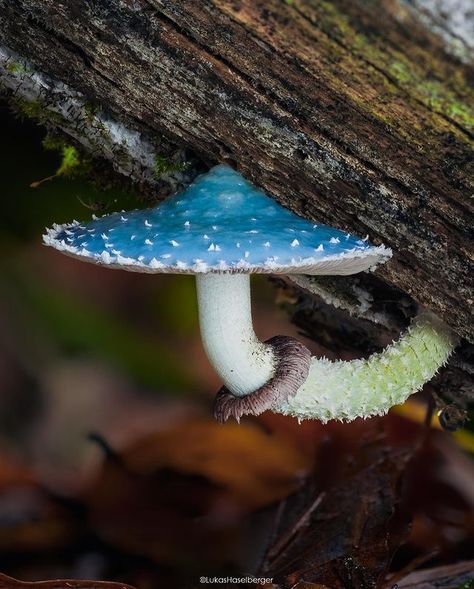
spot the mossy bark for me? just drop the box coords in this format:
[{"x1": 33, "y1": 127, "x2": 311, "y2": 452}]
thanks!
[{"x1": 0, "y1": 0, "x2": 472, "y2": 403}]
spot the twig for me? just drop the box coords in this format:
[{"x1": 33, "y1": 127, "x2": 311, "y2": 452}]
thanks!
[{"x1": 266, "y1": 492, "x2": 326, "y2": 565}]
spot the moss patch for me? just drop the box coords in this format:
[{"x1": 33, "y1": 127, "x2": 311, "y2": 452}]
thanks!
[
  {"x1": 11, "y1": 96, "x2": 65, "y2": 126},
  {"x1": 5, "y1": 61, "x2": 30, "y2": 75},
  {"x1": 42, "y1": 135, "x2": 91, "y2": 179},
  {"x1": 299, "y1": 0, "x2": 474, "y2": 136},
  {"x1": 154, "y1": 153, "x2": 188, "y2": 176}
]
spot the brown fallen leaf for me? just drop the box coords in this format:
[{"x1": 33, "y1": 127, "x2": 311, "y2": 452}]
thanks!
[
  {"x1": 0, "y1": 573, "x2": 136, "y2": 589},
  {"x1": 387, "y1": 560, "x2": 474, "y2": 588},
  {"x1": 0, "y1": 453, "x2": 78, "y2": 552},
  {"x1": 259, "y1": 418, "x2": 414, "y2": 589},
  {"x1": 119, "y1": 418, "x2": 311, "y2": 508},
  {"x1": 84, "y1": 417, "x2": 311, "y2": 567}
]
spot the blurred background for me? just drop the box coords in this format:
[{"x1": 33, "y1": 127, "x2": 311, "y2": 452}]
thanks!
[{"x1": 0, "y1": 100, "x2": 472, "y2": 588}]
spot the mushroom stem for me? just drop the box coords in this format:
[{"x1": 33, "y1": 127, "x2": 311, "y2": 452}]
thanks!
[
  {"x1": 275, "y1": 311, "x2": 457, "y2": 422},
  {"x1": 195, "y1": 273, "x2": 276, "y2": 396},
  {"x1": 197, "y1": 275, "x2": 457, "y2": 423}
]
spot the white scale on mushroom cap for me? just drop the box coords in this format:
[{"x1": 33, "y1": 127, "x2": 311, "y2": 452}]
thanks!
[{"x1": 43, "y1": 165, "x2": 457, "y2": 422}]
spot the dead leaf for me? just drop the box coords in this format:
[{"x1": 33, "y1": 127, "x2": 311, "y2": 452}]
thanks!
[
  {"x1": 100, "y1": 418, "x2": 311, "y2": 509},
  {"x1": 260, "y1": 419, "x2": 414, "y2": 588},
  {"x1": 84, "y1": 417, "x2": 311, "y2": 567},
  {"x1": 0, "y1": 454, "x2": 77, "y2": 552},
  {"x1": 387, "y1": 560, "x2": 474, "y2": 588}
]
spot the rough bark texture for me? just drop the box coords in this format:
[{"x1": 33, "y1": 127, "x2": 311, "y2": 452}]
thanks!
[{"x1": 0, "y1": 0, "x2": 473, "y2": 397}]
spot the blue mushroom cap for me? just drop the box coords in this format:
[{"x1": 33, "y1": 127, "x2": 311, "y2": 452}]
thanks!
[{"x1": 43, "y1": 165, "x2": 391, "y2": 274}]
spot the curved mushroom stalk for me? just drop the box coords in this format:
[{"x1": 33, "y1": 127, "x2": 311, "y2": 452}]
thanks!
[
  {"x1": 196, "y1": 273, "x2": 458, "y2": 423},
  {"x1": 196, "y1": 273, "x2": 276, "y2": 396},
  {"x1": 276, "y1": 312, "x2": 457, "y2": 422},
  {"x1": 196, "y1": 273, "x2": 312, "y2": 421}
]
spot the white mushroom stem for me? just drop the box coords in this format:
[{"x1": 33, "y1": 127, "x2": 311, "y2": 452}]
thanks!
[
  {"x1": 196, "y1": 273, "x2": 275, "y2": 396},
  {"x1": 196, "y1": 273, "x2": 458, "y2": 421}
]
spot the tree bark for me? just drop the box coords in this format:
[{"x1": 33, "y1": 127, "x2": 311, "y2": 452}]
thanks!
[{"x1": 0, "y1": 0, "x2": 472, "y2": 401}]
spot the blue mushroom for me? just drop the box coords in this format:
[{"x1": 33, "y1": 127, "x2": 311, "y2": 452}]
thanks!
[{"x1": 43, "y1": 165, "x2": 456, "y2": 423}]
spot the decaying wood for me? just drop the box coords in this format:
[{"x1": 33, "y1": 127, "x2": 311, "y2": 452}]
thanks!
[{"x1": 0, "y1": 0, "x2": 472, "y2": 396}]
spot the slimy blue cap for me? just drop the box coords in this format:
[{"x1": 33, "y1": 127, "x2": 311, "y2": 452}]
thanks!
[{"x1": 44, "y1": 165, "x2": 391, "y2": 274}]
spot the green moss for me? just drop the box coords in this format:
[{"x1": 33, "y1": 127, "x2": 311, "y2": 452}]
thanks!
[
  {"x1": 388, "y1": 60, "x2": 412, "y2": 85},
  {"x1": 56, "y1": 145, "x2": 81, "y2": 177},
  {"x1": 318, "y1": 0, "x2": 362, "y2": 41},
  {"x1": 84, "y1": 103, "x2": 99, "y2": 117},
  {"x1": 11, "y1": 97, "x2": 65, "y2": 127},
  {"x1": 154, "y1": 154, "x2": 188, "y2": 176},
  {"x1": 448, "y1": 101, "x2": 473, "y2": 122},
  {"x1": 12, "y1": 97, "x2": 45, "y2": 121},
  {"x1": 387, "y1": 62, "x2": 474, "y2": 129},
  {"x1": 84, "y1": 102, "x2": 100, "y2": 123},
  {"x1": 5, "y1": 61, "x2": 29, "y2": 75},
  {"x1": 324, "y1": 5, "x2": 474, "y2": 130},
  {"x1": 310, "y1": 2, "x2": 473, "y2": 133},
  {"x1": 42, "y1": 135, "x2": 91, "y2": 179}
]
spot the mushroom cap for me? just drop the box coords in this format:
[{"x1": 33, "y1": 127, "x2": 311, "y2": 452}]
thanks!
[{"x1": 43, "y1": 165, "x2": 391, "y2": 275}]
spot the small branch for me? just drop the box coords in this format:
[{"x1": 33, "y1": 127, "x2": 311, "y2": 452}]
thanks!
[
  {"x1": 0, "y1": 46, "x2": 197, "y2": 198},
  {"x1": 265, "y1": 492, "x2": 325, "y2": 568}
]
